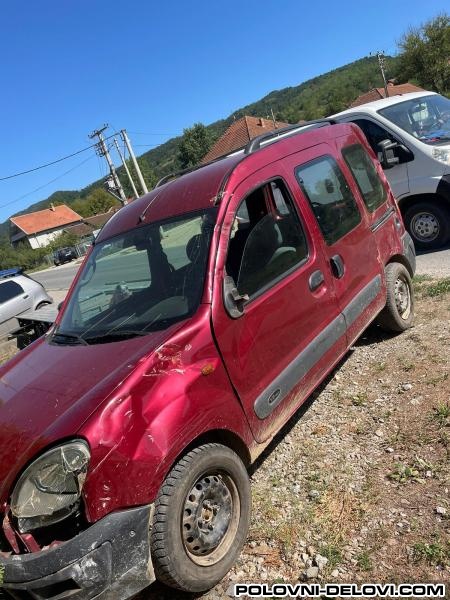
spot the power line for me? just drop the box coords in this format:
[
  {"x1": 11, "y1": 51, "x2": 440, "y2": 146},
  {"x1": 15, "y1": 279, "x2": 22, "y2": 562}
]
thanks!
[
  {"x1": 127, "y1": 131, "x2": 179, "y2": 136},
  {"x1": 0, "y1": 154, "x2": 96, "y2": 210},
  {"x1": 0, "y1": 134, "x2": 115, "y2": 182}
]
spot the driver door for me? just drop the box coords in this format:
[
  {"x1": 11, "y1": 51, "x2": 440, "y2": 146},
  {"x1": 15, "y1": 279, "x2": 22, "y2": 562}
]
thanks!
[{"x1": 212, "y1": 167, "x2": 345, "y2": 443}]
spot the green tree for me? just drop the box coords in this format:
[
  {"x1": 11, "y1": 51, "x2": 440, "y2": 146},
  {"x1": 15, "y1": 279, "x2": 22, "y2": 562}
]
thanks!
[
  {"x1": 398, "y1": 13, "x2": 450, "y2": 94},
  {"x1": 72, "y1": 189, "x2": 120, "y2": 217},
  {"x1": 178, "y1": 123, "x2": 212, "y2": 169}
]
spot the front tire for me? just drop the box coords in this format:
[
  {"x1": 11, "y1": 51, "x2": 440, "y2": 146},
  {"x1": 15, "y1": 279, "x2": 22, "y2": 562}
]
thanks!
[
  {"x1": 377, "y1": 262, "x2": 414, "y2": 332},
  {"x1": 403, "y1": 201, "x2": 450, "y2": 250},
  {"x1": 151, "y1": 443, "x2": 251, "y2": 593}
]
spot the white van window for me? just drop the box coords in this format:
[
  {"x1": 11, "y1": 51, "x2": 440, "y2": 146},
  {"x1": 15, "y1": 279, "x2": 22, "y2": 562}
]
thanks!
[
  {"x1": 342, "y1": 144, "x2": 387, "y2": 213},
  {"x1": 379, "y1": 94, "x2": 450, "y2": 144}
]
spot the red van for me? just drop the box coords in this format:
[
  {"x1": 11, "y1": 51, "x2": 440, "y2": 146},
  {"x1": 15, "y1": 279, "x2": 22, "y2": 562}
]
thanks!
[{"x1": 0, "y1": 121, "x2": 415, "y2": 599}]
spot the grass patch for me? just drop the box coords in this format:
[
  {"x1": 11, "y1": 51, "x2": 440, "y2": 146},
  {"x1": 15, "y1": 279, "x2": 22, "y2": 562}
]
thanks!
[
  {"x1": 413, "y1": 274, "x2": 432, "y2": 284},
  {"x1": 388, "y1": 457, "x2": 433, "y2": 484},
  {"x1": 421, "y1": 278, "x2": 450, "y2": 298},
  {"x1": 319, "y1": 544, "x2": 342, "y2": 569},
  {"x1": 432, "y1": 402, "x2": 450, "y2": 427},
  {"x1": 356, "y1": 551, "x2": 373, "y2": 571},
  {"x1": 352, "y1": 392, "x2": 368, "y2": 406},
  {"x1": 412, "y1": 541, "x2": 450, "y2": 566}
]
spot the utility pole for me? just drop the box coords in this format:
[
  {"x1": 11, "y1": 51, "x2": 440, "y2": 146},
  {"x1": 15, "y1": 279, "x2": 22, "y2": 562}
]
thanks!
[
  {"x1": 89, "y1": 125, "x2": 127, "y2": 205},
  {"x1": 121, "y1": 129, "x2": 148, "y2": 195},
  {"x1": 113, "y1": 138, "x2": 139, "y2": 199},
  {"x1": 376, "y1": 51, "x2": 389, "y2": 98}
]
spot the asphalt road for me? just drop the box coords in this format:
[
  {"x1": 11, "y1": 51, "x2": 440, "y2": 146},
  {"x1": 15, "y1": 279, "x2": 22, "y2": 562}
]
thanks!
[
  {"x1": 32, "y1": 260, "x2": 82, "y2": 291},
  {"x1": 415, "y1": 243, "x2": 450, "y2": 278}
]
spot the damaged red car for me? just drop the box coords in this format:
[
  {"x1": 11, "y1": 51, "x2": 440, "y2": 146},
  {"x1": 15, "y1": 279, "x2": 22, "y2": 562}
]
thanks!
[{"x1": 0, "y1": 121, "x2": 416, "y2": 599}]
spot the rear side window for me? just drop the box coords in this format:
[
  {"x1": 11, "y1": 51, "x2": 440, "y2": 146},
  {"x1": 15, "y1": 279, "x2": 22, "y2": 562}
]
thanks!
[
  {"x1": 226, "y1": 179, "x2": 308, "y2": 298},
  {"x1": 0, "y1": 281, "x2": 24, "y2": 303},
  {"x1": 342, "y1": 144, "x2": 387, "y2": 213},
  {"x1": 295, "y1": 157, "x2": 361, "y2": 245}
]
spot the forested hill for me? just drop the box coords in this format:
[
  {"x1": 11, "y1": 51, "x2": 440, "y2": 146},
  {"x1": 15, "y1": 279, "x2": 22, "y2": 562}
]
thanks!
[{"x1": 2, "y1": 55, "x2": 401, "y2": 236}]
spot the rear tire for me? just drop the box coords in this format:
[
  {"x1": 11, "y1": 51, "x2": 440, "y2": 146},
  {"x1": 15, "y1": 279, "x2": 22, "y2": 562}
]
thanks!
[
  {"x1": 403, "y1": 201, "x2": 450, "y2": 250},
  {"x1": 151, "y1": 443, "x2": 251, "y2": 593},
  {"x1": 377, "y1": 262, "x2": 414, "y2": 332}
]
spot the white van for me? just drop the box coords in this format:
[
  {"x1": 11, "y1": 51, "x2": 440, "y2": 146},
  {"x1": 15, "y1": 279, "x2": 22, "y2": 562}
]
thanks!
[{"x1": 332, "y1": 91, "x2": 450, "y2": 249}]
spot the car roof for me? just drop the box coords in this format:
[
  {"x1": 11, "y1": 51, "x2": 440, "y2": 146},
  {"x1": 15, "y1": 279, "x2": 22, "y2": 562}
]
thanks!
[
  {"x1": 331, "y1": 91, "x2": 437, "y2": 118},
  {"x1": 97, "y1": 154, "x2": 243, "y2": 242},
  {"x1": 96, "y1": 121, "x2": 362, "y2": 243}
]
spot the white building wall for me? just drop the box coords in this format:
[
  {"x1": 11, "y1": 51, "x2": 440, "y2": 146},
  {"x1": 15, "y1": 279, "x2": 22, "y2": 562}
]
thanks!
[{"x1": 28, "y1": 228, "x2": 68, "y2": 250}]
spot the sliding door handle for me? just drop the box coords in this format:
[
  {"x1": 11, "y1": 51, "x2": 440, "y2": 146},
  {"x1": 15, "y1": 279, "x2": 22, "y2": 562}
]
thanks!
[{"x1": 330, "y1": 255, "x2": 345, "y2": 279}]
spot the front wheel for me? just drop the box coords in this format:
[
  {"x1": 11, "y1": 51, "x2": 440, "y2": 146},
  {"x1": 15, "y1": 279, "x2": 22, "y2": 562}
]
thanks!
[
  {"x1": 377, "y1": 262, "x2": 414, "y2": 332},
  {"x1": 151, "y1": 443, "x2": 251, "y2": 593},
  {"x1": 403, "y1": 201, "x2": 450, "y2": 250}
]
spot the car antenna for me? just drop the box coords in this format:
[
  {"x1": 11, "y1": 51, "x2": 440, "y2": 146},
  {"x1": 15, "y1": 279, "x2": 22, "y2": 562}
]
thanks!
[{"x1": 138, "y1": 189, "x2": 165, "y2": 223}]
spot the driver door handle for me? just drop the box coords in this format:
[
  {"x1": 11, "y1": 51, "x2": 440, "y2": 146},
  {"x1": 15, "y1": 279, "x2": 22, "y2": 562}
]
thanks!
[{"x1": 309, "y1": 270, "x2": 325, "y2": 292}]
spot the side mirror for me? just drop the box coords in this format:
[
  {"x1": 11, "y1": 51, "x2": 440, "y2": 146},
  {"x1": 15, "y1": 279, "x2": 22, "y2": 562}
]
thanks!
[
  {"x1": 223, "y1": 275, "x2": 249, "y2": 319},
  {"x1": 377, "y1": 139, "x2": 400, "y2": 169}
]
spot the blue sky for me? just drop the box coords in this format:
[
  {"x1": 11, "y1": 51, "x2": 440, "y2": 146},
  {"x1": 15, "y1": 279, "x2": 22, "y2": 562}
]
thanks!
[{"x1": 0, "y1": 0, "x2": 448, "y2": 223}]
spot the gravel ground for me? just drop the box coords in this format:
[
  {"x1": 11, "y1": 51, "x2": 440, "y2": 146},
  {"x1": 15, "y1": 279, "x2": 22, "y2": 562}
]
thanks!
[
  {"x1": 137, "y1": 279, "x2": 450, "y2": 599},
  {"x1": 1, "y1": 279, "x2": 449, "y2": 600}
]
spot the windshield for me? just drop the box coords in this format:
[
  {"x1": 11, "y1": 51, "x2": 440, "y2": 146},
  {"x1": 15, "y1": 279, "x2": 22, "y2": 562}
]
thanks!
[
  {"x1": 55, "y1": 209, "x2": 217, "y2": 344},
  {"x1": 378, "y1": 94, "x2": 450, "y2": 145}
]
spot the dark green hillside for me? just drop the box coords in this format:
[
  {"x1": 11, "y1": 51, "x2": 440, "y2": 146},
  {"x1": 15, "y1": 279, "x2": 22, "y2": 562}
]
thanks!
[{"x1": 2, "y1": 55, "x2": 400, "y2": 237}]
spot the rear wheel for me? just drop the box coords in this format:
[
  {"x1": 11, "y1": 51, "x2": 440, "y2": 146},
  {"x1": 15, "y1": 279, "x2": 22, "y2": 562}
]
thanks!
[
  {"x1": 377, "y1": 262, "x2": 414, "y2": 332},
  {"x1": 403, "y1": 201, "x2": 450, "y2": 250},
  {"x1": 151, "y1": 443, "x2": 251, "y2": 592}
]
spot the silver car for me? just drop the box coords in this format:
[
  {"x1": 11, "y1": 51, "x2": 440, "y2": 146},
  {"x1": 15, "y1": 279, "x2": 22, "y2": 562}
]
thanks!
[{"x1": 0, "y1": 269, "x2": 53, "y2": 324}]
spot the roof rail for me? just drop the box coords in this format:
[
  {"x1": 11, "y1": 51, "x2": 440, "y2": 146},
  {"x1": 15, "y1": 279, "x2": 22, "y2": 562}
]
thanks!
[
  {"x1": 244, "y1": 118, "x2": 336, "y2": 154},
  {"x1": 153, "y1": 118, "x2": 337, "y2": 190}
]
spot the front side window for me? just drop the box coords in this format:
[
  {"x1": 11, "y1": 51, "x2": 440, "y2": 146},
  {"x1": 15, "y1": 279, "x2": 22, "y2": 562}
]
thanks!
[
  {"x1": 295, "y1": 156, "x2": 361, "y2": 245},
  {"x1": 342, "y1": 144, "x2": 387, "y2": 212},
  {"x1": 55, "y1": 209, "x2": 216, "y2": 344},
  {"x1": 379, "y1": 94, "x2": 450, "y2": 144},
  {"x1": 226, "y1": 179, "x2": 308, "y2": 298},
  {"x1": 0, "y1": 281, "x2": 24, "y2": 303}
]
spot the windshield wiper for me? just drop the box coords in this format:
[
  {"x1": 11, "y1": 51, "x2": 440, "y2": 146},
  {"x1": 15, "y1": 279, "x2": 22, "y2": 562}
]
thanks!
[
  {"x1": 84, "y1": 330, "x2": 150, "y2": 343},
  {"x1": 50, "y1": 331, "x2": 90, "y2": 346}
]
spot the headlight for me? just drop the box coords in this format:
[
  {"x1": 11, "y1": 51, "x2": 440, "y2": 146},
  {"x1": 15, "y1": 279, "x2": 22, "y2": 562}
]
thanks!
[
  {"x1": 11, "y1": 440, "x2": 90, "y2": 533},
  {"x1": 432, "y1": 147, "x2": 450, "y2": 165}
]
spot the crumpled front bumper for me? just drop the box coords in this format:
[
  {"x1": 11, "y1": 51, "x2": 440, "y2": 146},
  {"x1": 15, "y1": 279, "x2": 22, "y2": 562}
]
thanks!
[{"x1": 0, "y1": 505, "x2": 155, "y2": 600}]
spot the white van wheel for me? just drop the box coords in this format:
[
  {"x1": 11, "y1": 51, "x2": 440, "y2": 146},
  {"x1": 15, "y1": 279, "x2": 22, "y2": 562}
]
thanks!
[{"x1": 404, "y1": 202, "x2": 450, "y2": 249}]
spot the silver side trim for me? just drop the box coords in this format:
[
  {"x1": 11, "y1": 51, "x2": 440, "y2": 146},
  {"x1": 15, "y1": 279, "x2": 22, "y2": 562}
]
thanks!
[
  {"x1": 342, "y1": 275, "x2": 382, "y2": 329},
  {"x1": 254, "y1": 274, "x2": 382, "y2": 420}
]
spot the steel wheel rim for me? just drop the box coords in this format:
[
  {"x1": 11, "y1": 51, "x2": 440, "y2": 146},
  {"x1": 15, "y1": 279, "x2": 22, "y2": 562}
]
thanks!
[
  {"x1": 182, "y1": 472, "x2": 240, "y2": 566},
  {"x1": 394, "y1": 276, "x2": 411, "y2": 320},
  {"x1": 410, "y1": 212, "x2": 440, "y2": 242}
]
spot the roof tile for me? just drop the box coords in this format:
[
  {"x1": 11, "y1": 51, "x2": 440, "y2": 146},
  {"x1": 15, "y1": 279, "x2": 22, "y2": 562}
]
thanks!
[
  {"x1": 350, "y1": 83, "x2": 424, "y2": 107},
  {"x1": 202, "y1": 116, "x2": 290, "y2": 163},
  {"x1": 11, "y1": 205, "x2": 82, "y2": 235}
]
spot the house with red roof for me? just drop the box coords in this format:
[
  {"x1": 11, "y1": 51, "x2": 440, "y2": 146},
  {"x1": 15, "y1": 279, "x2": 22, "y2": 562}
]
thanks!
[
  {"x1": 10, "y1": 204, "x2": 83, "y2": 249},
  {"x1": 202, "y1": 116, "x2": 290, "y2": 163},
  {"x1": 349, "y1": 81, "x2": 424, "y2": 108}
]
